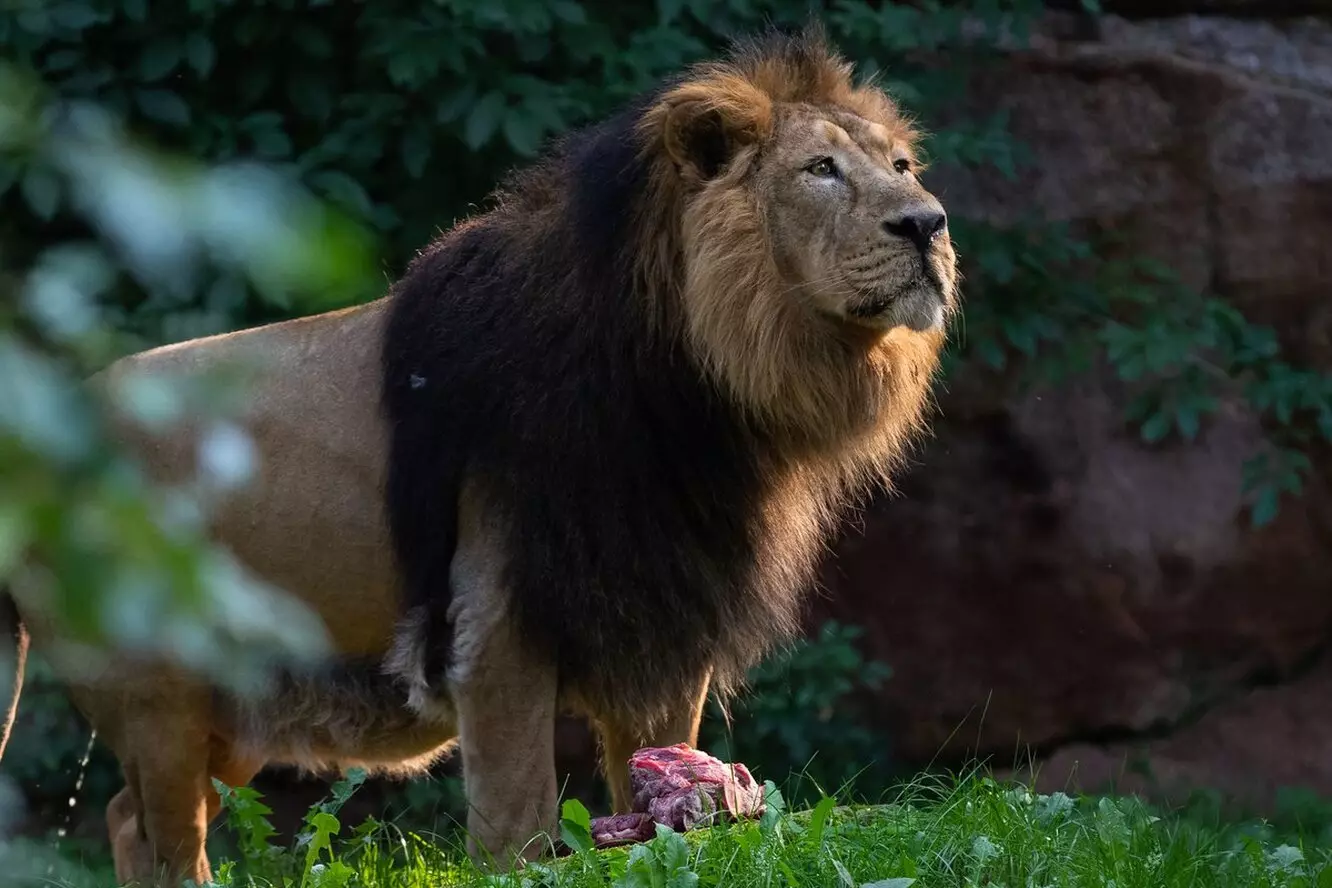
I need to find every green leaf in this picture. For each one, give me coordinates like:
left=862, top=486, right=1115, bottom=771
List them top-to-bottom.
left=122, top=0, right=147, bottom=19
left=658, top=0, right=686, bottom=25
left=52, top=1, right=101, bottom=30
left=552, top=1, right=587, bottom=23
left=293, top=24, right=333, bottom=58
left=185, top=32, right=215, bottom=76
left=138, top=38, right=181, bottom=82
left=43, top=49, right=82, bottom=73
left=238, top=62, right=273, bottom=106
left=287, top=70, right=333, bottom=122
left=436, top=84, right=478, bottom=124
left=135, top=89, right=191, bottom=126
left=463, top=89, right=506, bottom=150
left=503, top=109, right=542, bottom=157
left=400, top=123, right=431, bottom=179
left=252, top=126, right=292, bottom=159
left=0, top=162, right=18, bottom=198
left=20, top=167, right=60, bottom=220
left=309, top=170, right=376, bottom=220
left=1003, top=318, right=1038, bottom=356
left=975, top=336, right=1007, bottom=370
left=1175, top=402, right=1201, bottom=441
left=1317, top=406, right=1332, bottom=442
left=1139, top=410, right=1171, bottom=444
left=1251, top=486, right=1280, bottom=528
left=321, top=767, right=366, bottom=813
left=759, top=780, right=785, bottom=835
left=808, top=795, right=836, bottom=846
left=563, top=797, right=592, bottom=832
left=1094, top=797, right=1131, bottom=848
left=559, top=798, right=595, bottom=855
left=301, top=809, right=342, bottom=877
left=614, top=826, right=698, bottom=888
left=658, top=826, right=699, bottom=888
left=620, top=843, right=656, bottom=888
left=832, top=859, right=856, bottom=887
left=862, top=880, right=916, bottom=888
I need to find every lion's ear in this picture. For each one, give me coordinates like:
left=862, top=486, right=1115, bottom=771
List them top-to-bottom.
left=654, top=79, right=773, bottom=180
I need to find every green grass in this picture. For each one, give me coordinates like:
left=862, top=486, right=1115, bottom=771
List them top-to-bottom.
left=196, top=768, right=1332, bottom=888
left=8, top=769, right=1332, bottom=887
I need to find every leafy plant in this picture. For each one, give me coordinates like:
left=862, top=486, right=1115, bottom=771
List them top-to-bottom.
left=954, top=220, right=1332, bottom=528
left=215, top=768, right=369, bottom=887
left=215, top=779, right=283, bottom=880
left=614, top=824, right=699, bottom=888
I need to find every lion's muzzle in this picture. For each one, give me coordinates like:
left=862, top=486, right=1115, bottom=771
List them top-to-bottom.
left=883, top=208, right=947, bottom=257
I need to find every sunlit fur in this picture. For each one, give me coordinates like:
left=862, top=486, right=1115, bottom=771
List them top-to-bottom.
left=384, top=23, right=959, bottom=733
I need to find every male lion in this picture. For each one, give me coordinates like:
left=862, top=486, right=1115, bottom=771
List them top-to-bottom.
left=0, top=25, right=958, bottom=886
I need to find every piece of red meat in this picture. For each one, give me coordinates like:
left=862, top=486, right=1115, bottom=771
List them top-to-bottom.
left=627, top=743, right=765, bottom=831
left=586, top=745, right=766, bottom=849
left=589, top=812, right=657, bottom=848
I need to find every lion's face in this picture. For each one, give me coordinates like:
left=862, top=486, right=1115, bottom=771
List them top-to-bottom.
left=756, top=108, right=956, bottom=335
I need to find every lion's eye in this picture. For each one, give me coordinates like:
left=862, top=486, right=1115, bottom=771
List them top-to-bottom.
left=807, top=157, right=838, bottom=178
left=893, top=158, right=912, bottom=174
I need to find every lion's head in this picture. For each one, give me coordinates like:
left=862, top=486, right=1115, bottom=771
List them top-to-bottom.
left=634, top=26, right=958, bottom=458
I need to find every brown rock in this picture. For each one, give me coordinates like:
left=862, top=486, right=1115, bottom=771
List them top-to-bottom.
left=816, top=11, right=1332, bottom=808
left=1011, top=653, right=1332, bottom=812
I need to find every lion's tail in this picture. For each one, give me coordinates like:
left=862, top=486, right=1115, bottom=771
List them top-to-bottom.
left=0, top=589, right=28, bottom=762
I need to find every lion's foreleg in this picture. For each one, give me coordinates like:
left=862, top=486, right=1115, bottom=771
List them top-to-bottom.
left=452, top=613, right=558, bottom=871
left=596, top=667, right=713, bottom=814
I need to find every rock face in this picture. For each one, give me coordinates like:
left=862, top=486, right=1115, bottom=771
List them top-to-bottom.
left=814, top=9, right=1332, bottom=810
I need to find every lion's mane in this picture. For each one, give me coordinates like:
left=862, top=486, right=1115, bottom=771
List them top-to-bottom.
left=381, top=26, right=948, bottom=730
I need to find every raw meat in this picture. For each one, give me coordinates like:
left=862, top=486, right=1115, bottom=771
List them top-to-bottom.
left=629, top=743, right=766, bottom=831
left=587, top=744, right=766, bottom=848
left=589, top=812, right=656, bottom=848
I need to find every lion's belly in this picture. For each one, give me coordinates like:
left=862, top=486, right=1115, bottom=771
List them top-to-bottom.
left=218, top=657, right=458, bottom=777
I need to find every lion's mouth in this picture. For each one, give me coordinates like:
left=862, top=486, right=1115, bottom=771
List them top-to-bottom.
left=847, top=271, right=931, bottom=318
left=846, top=291, right=897, bottom=319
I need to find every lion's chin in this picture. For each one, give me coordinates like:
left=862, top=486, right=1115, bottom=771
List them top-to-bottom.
left=842, top=282, right=947, bottom=334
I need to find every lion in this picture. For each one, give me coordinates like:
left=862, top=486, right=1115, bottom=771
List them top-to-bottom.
left=0, top=24, right=958, bottom=886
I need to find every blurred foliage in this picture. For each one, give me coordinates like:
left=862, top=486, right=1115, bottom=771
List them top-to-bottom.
left=2, top=0, right=1331, bottom=865
left=0, top=35, right=377, bottom=872
left=0, top=57, right=373, bottom=689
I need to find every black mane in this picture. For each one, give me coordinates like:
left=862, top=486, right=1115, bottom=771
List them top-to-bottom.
left=380, top=82, right=807, bottom=722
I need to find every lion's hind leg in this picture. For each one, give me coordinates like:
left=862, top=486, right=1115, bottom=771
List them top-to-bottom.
left=595, top=667, right=713, bottom=814
left=108, top=685, right=252, bottom=887
left=107, top=739, right=262, bottom=887
left=107, top=782, right=156, bottom=886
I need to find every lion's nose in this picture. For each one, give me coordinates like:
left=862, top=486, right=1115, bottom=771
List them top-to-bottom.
left=884, top=209, right=947, bottom=254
